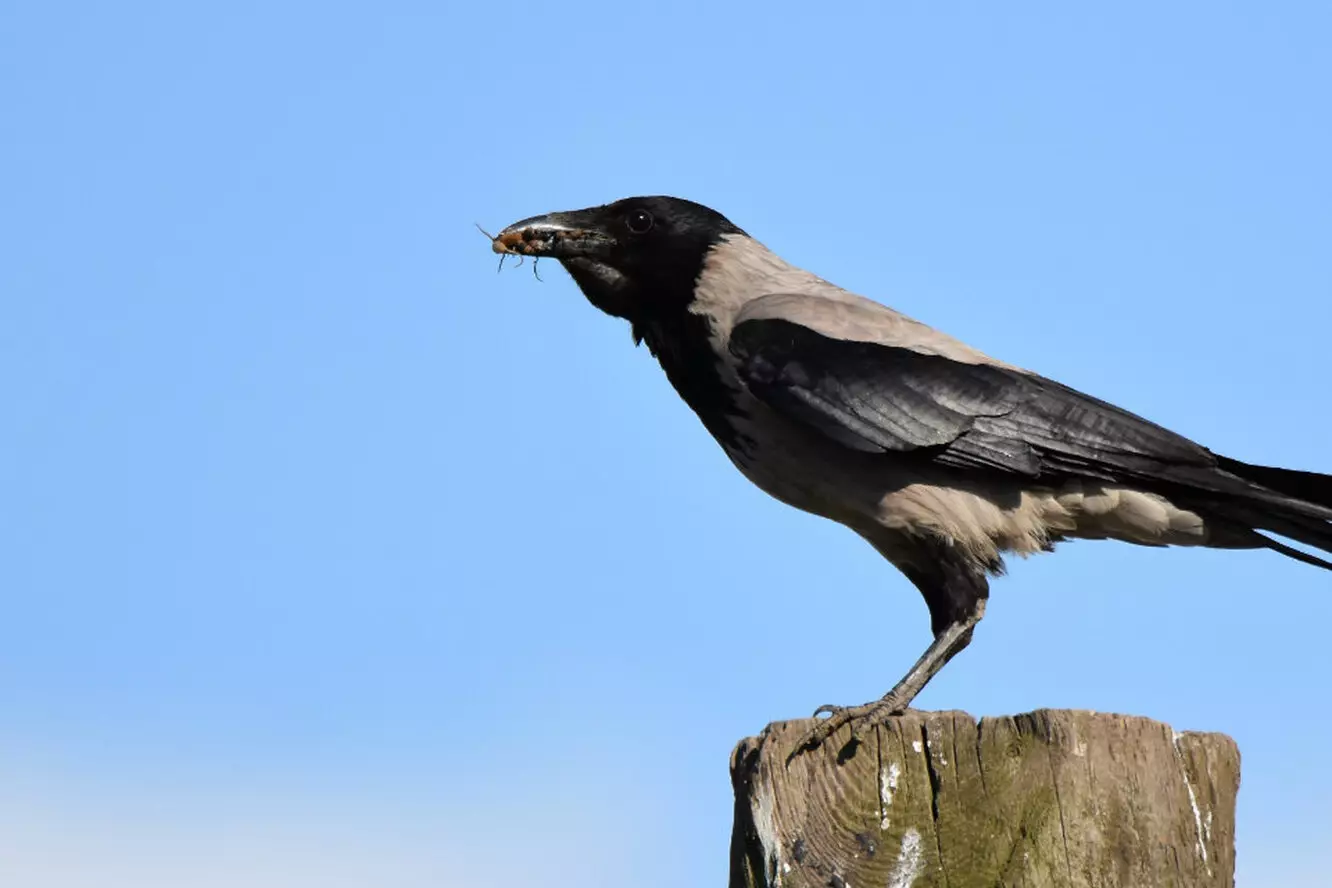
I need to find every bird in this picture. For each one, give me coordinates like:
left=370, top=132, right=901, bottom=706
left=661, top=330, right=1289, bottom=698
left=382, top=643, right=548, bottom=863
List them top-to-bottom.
left=488, top=195, right=1332, bottom=749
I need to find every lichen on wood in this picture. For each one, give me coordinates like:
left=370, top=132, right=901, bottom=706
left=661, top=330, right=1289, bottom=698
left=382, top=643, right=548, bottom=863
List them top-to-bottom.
left=729, top=709, right=1239, bottom=888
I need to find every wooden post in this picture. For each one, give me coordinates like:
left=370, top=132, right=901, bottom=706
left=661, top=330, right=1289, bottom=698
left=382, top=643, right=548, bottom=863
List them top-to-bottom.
left=729, top=709, right=1240, bottom=888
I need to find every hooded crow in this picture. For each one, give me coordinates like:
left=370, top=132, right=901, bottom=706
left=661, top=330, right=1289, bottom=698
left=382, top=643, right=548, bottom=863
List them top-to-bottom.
left=490, top=195, right=1332, bottom=748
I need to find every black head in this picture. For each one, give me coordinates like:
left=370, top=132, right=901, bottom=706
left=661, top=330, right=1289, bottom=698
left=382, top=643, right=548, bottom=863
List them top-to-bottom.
left=492, top=196, right=746, bottom=321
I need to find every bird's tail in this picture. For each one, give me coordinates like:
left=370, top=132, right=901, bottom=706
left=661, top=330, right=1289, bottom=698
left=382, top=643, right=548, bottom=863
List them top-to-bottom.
left=1210, top=456, right=1332, bottom=570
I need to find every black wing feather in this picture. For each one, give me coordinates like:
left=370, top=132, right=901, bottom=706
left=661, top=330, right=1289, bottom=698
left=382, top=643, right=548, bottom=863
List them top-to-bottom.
left=729, top=317, right=1217, bottom=485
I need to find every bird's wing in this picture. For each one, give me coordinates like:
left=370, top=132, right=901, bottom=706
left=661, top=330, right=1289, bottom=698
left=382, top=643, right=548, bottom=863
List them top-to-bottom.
left=728, top=315, right=1219, bottom=483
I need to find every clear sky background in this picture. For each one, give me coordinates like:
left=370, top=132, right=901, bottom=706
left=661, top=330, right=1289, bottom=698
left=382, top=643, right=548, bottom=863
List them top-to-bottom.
left=3, top=2, right=1330, bottom=886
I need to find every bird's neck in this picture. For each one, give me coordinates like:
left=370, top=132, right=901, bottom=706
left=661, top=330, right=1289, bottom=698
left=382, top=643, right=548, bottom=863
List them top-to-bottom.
left=631, top=236, right=811, bottom=449
left=634, top=309, right=749, bottom=450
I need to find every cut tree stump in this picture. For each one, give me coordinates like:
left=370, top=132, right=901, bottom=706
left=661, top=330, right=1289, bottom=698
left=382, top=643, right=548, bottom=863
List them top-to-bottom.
left=729, top=709, right=1239, bottom=888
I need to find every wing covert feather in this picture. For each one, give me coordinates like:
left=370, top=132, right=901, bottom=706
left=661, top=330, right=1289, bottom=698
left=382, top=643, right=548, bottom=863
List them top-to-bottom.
left=729, top=317, right=1215, bottom=481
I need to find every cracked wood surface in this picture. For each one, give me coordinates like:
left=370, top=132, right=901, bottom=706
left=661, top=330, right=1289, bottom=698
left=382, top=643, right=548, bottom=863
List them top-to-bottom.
left=729, top=709, right=1239, bottom=888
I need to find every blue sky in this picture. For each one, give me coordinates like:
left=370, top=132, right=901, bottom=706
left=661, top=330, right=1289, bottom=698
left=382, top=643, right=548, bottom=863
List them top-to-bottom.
left=3, top=2, right=1330, bottom=885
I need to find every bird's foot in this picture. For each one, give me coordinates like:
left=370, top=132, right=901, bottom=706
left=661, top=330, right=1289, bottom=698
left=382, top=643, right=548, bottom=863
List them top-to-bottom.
left=790, top=693, right=910, bottom=761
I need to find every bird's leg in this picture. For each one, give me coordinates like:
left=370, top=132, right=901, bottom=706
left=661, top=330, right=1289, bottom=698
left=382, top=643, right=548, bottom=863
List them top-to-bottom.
left=794, top=598, right=985, bottom=756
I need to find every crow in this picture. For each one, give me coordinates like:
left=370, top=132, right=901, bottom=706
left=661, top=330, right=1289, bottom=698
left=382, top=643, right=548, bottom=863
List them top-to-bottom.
left=489, top=195, right=1332, bottom=748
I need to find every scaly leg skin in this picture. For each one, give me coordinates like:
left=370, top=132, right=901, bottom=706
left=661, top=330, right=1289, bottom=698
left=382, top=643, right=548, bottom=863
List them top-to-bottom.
left=791, top=612, right=981, bottom=759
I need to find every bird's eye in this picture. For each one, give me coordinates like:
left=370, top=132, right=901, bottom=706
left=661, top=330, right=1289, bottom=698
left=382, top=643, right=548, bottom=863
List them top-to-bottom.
left=625, top=209, right=655, bottom=234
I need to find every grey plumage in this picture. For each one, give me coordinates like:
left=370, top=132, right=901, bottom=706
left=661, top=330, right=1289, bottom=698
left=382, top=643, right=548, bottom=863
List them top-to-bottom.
left=491, top=195, right=1332, bottom=747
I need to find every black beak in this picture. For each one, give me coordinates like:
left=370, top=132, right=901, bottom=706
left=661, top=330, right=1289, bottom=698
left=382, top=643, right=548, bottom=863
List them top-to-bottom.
left=491, top=209, right=615, bottom=260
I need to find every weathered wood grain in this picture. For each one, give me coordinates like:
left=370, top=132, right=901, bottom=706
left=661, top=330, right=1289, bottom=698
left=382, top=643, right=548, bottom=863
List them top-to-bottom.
left=729, top=709, right=1239, bottom=888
